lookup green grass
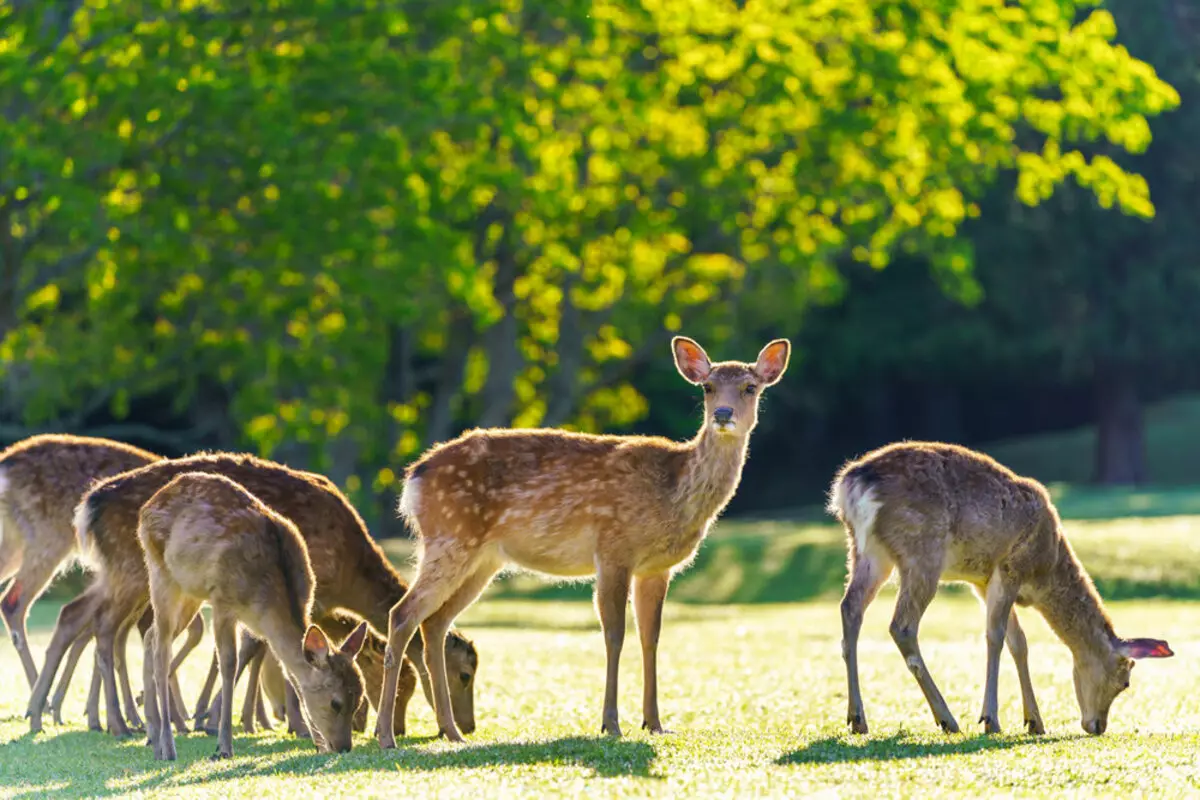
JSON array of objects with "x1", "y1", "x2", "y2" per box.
[
  {"x1": 379, "y1": 508, "x2": 1200, "y2": 604},
  {"x1": 3, "y1": 511, "x2": 1200, "y2": 796},
  {"x1": 1, "y1": 594, "x2": 1197, "y2": 797}
]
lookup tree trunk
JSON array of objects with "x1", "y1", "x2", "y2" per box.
[
  {"x1": 1093, "y1": 364, "x2": 1147, "y2": 485},
  {"x1": 424, "y1": 316, "x2": 474, "y2": 447}
]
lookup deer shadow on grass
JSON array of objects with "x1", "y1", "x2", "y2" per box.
[
  {"x1": 778, "y1": 731, "x2": 1069, "y2": 766},
  {"x1": 5, "y1": 731, "x2": 658, "y2": 798}
]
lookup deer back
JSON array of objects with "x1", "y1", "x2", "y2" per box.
[{"x1": 0, "y1": 434, "x2": 158, "y2": 557}]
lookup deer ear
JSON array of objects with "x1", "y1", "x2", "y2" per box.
[
  {"x1": 672, "y1": 336, "x2": 712, "y2": 384},
  {"x1": 754, "y1": 339, "x2": 791, "y2": 386},
  {"x1": 339, "y1": 620, "x2": 369, "y2": 659},
  {"x1": 303, "y1": 625, "x2": 332, "y2": 665},
  {"x1": 1118, "y1": 638, "x2": 1174, "y2": 659}
]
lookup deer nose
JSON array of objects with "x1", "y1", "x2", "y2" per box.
[{"x1": 713, "y1": 407, "x2": 734, "y2": 424}]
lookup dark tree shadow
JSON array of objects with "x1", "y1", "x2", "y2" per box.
[
  {"x1": 5, "y1": 731, "x2": 658, "y2": 798},
  {"x1": 777, "y1": 732, "x2": 1069, "y2": 766}
]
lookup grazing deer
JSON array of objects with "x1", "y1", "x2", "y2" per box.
[
  {"x1": 139, "y1": 472, "x2": 366, "y2": 759},
  {"x1": 376, "y1": 336, "x2": 790, "y2": 746},
  {"x1": 243, "y1": 610, "x2": 418, "y2": 736},
  {"x1": 829, "y1": 441, "x2": 1174, "y2": 736},
  {"x1": 27, "y1": 451, "x2": 478, "y2": 739},
  {"x1": 0, "y1": 434, "x2": 159, "y2": 688}
]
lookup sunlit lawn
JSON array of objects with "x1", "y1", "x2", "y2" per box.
[{"x1": 1, "y1": 585, "x2": 1197, "y2": 796}]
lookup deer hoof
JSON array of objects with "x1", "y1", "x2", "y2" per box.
[
  {"x1": 979, "y1": 715, "x2": 1001, "y2": 734},
  {"x1": 642, "y1": 720, "x2": 671, "y2": 735},
  {"x1": 439, "y1": 728, "x2": 465, "y2": 744},
  {"x1": 1026, "y1": 717, "x2": 1046, "y2": 736},
  {"x1": 601, "y1": 720, "x2": 623, "y2": 738},
  {"x1": 938, "y1": 717, "x2": 960, "y2": 734},
  {"x1": 210, "y1": 748, "x2": 232, "y2": 761},
  {"x1": 848, "y1": 713, "x2": 869, "y2": 735}
]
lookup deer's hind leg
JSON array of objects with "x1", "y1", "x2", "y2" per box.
[
  {"x1": 841, "y1": 548, "x2": 894, "y2": 735},
  {"x1": 890, "y1": 563, "x2": 959, "y2": 734},
  {"x1": 167, "y1": 612, "x2": 205, "y2": 733},
  {"x1": 0, "y1": 515, "x2": 68, "y2": 690},
  {"x1": 27, "y1": 588, "x2": 100, "y2": 733},
  {"x1": 51, "y1": 628, "x2": 92, "y2": 724},
  {"x1": 115, "y1": 612, "x2": 145, "y2": 730}
]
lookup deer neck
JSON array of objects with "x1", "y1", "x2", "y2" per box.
[
  {"x1": 1031, "y1": 537, "x2": 1118, "y2": 665},
  {"x1": 337, "y1": 549, "x2": 413, "y2": 640},
  {"x1": 672, "y1": 424, "x2": 751, "y2": 528},
  {"x1": 257, "y1": 614, "x2": 320, "y2": 686}
]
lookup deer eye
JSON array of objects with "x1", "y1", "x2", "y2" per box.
[
  {"x1": 460, "y1": 672, "x2": 472, "y2": 686},
  {"x1": 331, "y1": 699, "x2": 343, "y2": 713},
  {"x1": 702, "y1": 383, "x2": 714, "y2": 395},
  {"x1": 744, "y1": 384, "x2": 757, "y2": 395}
]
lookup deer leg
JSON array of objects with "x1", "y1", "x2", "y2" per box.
[
  {"x1": 114, "y1": 617, "x2": 144, "y2": 730},
  {"x1": 142, "y1": 627, "x2": 164, "y2": 758},
  {"x1": 979, "y1": 573, "x2": 1017, "y2": 734},
  {"x1": 256, "y1": 691, "x2": 273, "y2": 731},
  {"x1": 193, "y1": 650, "x2": 218, "y2": 730},
  {"x1": 26, "y1": 589, "x2": 98, "y2": 733},
  {"x1": 241, "y1": 647, "x2": 265, "y2": 733},
  {"x1": 51, "y1": 628, "x2": 92, "y2": 724},
  {"x1": 377, "y1": 542, "x2": 479, "y2": 749},
  {"x1": 2, "y1": 545, "x2": 63, "y2": 690},
  {"x1": 595, "y1": 560, "x2": 632, "y2": 738},
  {"x1": 1004, "y1": 609, "x2": 1044, "y2": 735},
  {"x1": 211, "y1": 611, "x2": 238, "y2": 759},
  {"x1": 841, "y1": 551, "x2": 894, "y2": 734},
  {"x1": 97, "y1": 596, "x2": 148, "y2": 738},
  {"x1": 284, "y1": 679, "x2": 311, "y2": 738},
  {"x1": 86, "y1": 651, "x2": 103, "y2": 731},
  {"x1": 392, "y1": 659, "x2": 418, "y2": 737},
  {"x1": 890, "y1": 567, "x2": 959, "y2": 734},
  {"x1": 420, "y1": 558, "x2": 501, "y2": 740},
  {"x1": 352, "y1": 695, "x2": 369, "y2": 733},
  {"x1": 166, "y1": 611, "x2": 205, "y2": 732},
  {"x1": 161, "y1": 598, "x2": 202, "y2": 759},
  {"x1": 632, "y1": 572, "x2": 670, "y2": 734}
]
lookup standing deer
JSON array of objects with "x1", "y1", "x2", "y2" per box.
[
  {"x1": 27, "y1": 451, "x2": 478, "y2": 739},
  {"x1": 829, "y1": 441, "x2": 1174, "y2": 736},
  {"x1": 139, "y1": 472, "x2": 366, "y2": 759},
  {"x1": 0, "y1": 434, "x2": 159, "y2": 688},
  {"x1": 376, "y1": 336, "x2": 790, "y2": 746}
]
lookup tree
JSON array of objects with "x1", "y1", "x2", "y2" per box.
[
  {"x1": 0, "y1": 0, "x2": 1179, "y2": 520},
  {"x1": 961, "y1": 0, "x2": 1200, "y2": 484}
]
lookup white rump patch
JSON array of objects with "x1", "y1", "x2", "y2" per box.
[
  {"x1": 73, "y1": 497, "x2": 97, "y2": 565},
  {"x1": 828, "y1": 476, "x2": 882, "y2": 557},
  {"x1": 397, "y1": 477, "x2": 422, "y2": 525}
]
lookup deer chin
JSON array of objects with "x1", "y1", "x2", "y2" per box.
[{"x1": 710, "y1": 421, "x2": 738, "y2": 436}]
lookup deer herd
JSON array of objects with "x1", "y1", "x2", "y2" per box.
[{"x1": 0, "y1": 336, "x2": 1177, "y2": 762}]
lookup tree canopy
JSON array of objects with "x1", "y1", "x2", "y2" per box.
[{"x1": 0, "y1": 0, "x2": 1179, "y2": 516}]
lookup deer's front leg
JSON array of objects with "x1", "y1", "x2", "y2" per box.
[
  {"x1": 1004, "y1": 609, "x2": 1045, "y2": 735},
  {"x1": 632, "y1": 572, "x2": 670, "y2": 734},
  {"x1": 595, "y1": 560, "x2": 632, "y2": 737}
]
